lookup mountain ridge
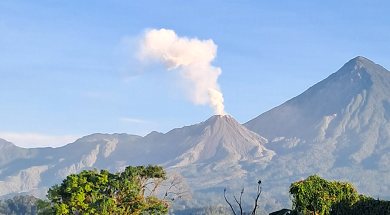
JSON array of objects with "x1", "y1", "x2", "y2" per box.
[{"x1": 0, "y1": 114, "x2": 273, "y2": 198}]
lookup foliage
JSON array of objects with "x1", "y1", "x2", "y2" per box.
[
  {"x1": 330, "y1": 196, "x2": 390, "y2": 215},
  {"x1": 40, "y1": 165, "x2": 189, "y2": 215},
  {"x1": 0, "y1": 195, "x2": 39, "y2": 215},
  {"x1": 269, "y1": 209, "x2": 304, "y2": 215},
  {"x1": 289, "y1": 175, "x2": 360, "y2": 215}
]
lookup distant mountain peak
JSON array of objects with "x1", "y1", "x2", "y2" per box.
[
  {"x1": 0, "y1": 139, "x2": 16, "y2": 149},
  {"x1": 203, "y1": 114, "x2": 234, "y2": 125},
  {"x1": 206, "y1": 114, "x2": 232, "y2": 119},
  {"x1": 338, "y1": 56, "x2": 388, "y2": 78},
  {"x1": 351, "y1": 56, "x2": 371, "y2": 63},
  {"x1": 349, "y1": 56, "x2": 383, "y2": 67},
  {"x1": 343, "y1": 56, "x2": 374, "y2": 66}
]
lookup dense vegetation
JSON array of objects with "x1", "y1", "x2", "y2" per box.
[
  {"x1": 37, "y1": 165, "x2": 191, "y2": 215},
  {"x1": 289, "y1": 175, "x2": 390, "y2": 215},
  {"x1": 332, "y1": 197, "x2": 390, "y2": 214},
  {"x1": 2, "y1": 172, "x2": 390, "y2": 214}
]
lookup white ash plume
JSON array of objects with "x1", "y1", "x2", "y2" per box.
[{"x1": 137, "y1": 29, "x2": 226, "y2": 115}]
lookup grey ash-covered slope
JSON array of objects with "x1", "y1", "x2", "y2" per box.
[
  {"x1": 159, "y1": 115, "x2": 275, "y2": 189},
  {"x1": 0, "y1": 134, "x2": 142, "y2": 197},
  {"x1": 245, "y1": 56, "x2": 390, "y2": 198},
  {"x1": 111, "y1": 115, "x2": 275, "y2": 190},
  {"x1": 0, "y1": 115, "x2": 273, "y2": 197},
  {"x1": 161, "y1": 115, "x2": 273, "y2": 167}
]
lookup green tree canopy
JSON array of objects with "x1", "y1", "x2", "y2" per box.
[
  {"x1": 40, "y1": 165, "x2": 188, "y2": 215},
  {"x1": 289, "y1": 175, "x2": 360, "y2": 215}
]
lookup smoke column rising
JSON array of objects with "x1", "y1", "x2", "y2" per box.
[{"x1": 137, "y1": 29, "x2": 226, "y2": 115}]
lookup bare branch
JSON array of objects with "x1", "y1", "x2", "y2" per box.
[
  {"x1": 251, "y1": 180, "x2": 262, "y2": 215},
  {"x1": 149, "y1": 178, "x2": 164, "y2": 196},
  {"x1": 143, "y1": 172, "x2": 192, "y2": 204},
  {"x1": 224, "y1": 188, "x2": 237, "y2": 215},
  {"x1": 240, "y1": 188, "x2": 244, "y2": 215},
  {"x1": 233, "y1": 195, "x2": 243, "y2": 215}
]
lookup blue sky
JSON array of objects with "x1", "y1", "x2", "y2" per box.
[{"x1": 1, "y1": 1, "x2": 390, "y2": 147}]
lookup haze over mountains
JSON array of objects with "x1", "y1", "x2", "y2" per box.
[{"x1": 1, "y1": 56, "x2": 390, "y2": 212}]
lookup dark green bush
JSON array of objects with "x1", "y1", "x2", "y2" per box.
[{"x1": 330, "y1": 197, "x2": 390, "y2": 215}]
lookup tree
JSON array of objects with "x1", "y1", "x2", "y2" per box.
[
  {"x1": 0, "y1": 195, "x2": 39, "y2": 215},
  {"x1": 289, "y1": 175, "x2": 360, "y2": 215},
  {"x1": 40, "y1": 165, "x2": 190, "y2": 215},
  {"x1": 223, "y1": 180, "x2": 262, "y2": 215}
]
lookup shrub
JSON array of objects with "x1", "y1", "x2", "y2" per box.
[
  {"x1": 289, "y1": 175, "x2": 360, "y2": 215},
  {"x1": 331, "y1": 196, "x2": 390, "y2": 215}
]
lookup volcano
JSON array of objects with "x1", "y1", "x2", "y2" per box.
[
  {"x1": 155, "y1": 115, "x2": 275, "y2": 189},
  {"x1": 162, "y1": 115, "x2": 274, "y2": 167},
  {"x1": 245, "y1": 56, "x2": 390, "y2": 163},
  {"x1": 245, "y1": 56, "x2": 390, "y2": 199}
]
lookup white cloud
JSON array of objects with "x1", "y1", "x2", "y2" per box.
[
  {"x1": 119, "y1": 117, "x2": 151, "y2": 124},
  {"x1": 0, "y1": 132, "x2": 82, "y2": 148},
  {"x1": 119, "y1": 117, "x2": 153, "y2": 124}
]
